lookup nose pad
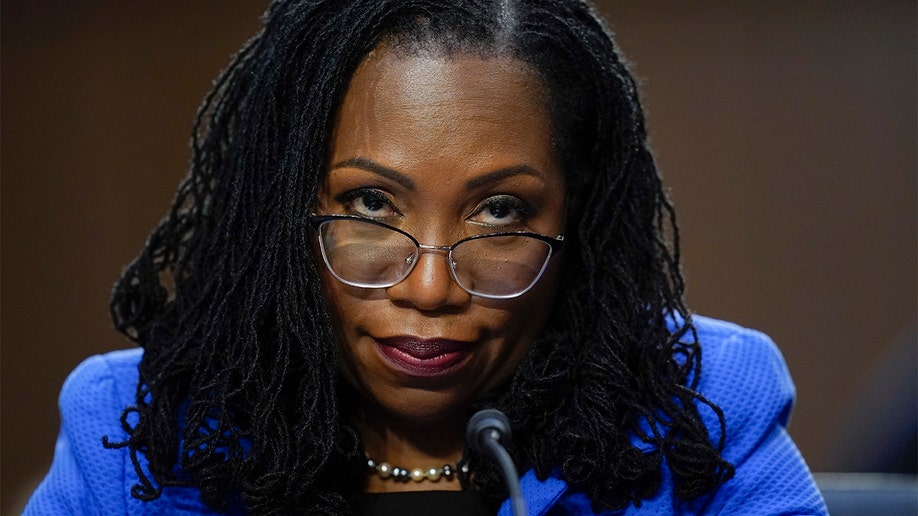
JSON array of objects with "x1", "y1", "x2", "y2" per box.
[{"x1": 385, "y1": 248, "x2": 470, "y2": 310}]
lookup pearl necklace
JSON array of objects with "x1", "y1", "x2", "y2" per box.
[{"x1": 366, "y1": 456, "x2": 470, "y2": 483}]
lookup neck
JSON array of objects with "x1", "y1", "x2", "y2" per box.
[{"x1": 356, "y1": 406, "x2": 467, "y2": 492}]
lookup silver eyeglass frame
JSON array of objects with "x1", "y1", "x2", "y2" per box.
[{"x1": 309, "y1": 214, "x2": 564, "y2": 299}]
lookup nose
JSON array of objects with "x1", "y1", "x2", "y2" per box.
[{"x1": 385, "y1": 247, "x2": 471, "y2": 311}]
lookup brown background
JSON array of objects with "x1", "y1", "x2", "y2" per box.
[{"x1": 3, "y1": 1, "x2": 915, "y2": 512}]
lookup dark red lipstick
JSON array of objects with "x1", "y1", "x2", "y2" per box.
[{"x1": 373, "y1": 336, "x2": 473, "y2": 377}]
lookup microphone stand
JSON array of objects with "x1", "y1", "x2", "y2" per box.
[{"x1": 467, "y1": 409, "x2": 527, "y2": 516}]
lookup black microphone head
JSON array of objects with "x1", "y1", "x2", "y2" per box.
[{"x1": 466, "y1": 409, "x2": 512, "y2": 456}]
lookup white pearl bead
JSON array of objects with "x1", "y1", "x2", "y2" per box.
[
  {"x1": 427, "y1": 467, "x2": 441, "y2": 481},
  {"x1": 377, "y1": 462, "x2": 391, "y2": 478},
  {"x1": 410, "y1": 468, "x2": 425, "y2": 482}
]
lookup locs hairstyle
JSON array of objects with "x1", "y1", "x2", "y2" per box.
[{"x1": 106, "y1": 0, "x2": 733, "y2": 513}]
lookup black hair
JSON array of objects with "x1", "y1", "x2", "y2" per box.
[{"x1": 106, "y1": 0, "x2": 734, "y2": 513}]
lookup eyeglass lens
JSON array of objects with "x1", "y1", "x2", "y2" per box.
[{"x1": 318, "y1": 218, "x2": 552, "y2": 298}]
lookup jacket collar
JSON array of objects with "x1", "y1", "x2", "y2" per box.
[{"x1": 497, "y1": 469, "x2": 568, "y2": 516}]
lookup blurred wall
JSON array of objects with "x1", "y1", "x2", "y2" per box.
[{"x1": 2, "y1": 1, "x2": 915, "y2": 512}]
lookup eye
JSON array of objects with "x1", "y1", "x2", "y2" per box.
[
  {"x1": 337, "y1": 188, "x2": 399, "y2": 219},
  {"x1": 469, "y1": 195, "x2": 533, "y2": 227}
]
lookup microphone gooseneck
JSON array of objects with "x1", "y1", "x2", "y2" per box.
[{"x1": 466, "y1": 409, "x2": 527, "y2": 516}]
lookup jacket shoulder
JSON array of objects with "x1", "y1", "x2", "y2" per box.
[
  {"x1": 691, "y1": 315, "x2": 795, "y2": 447},
  {"x1": 688, "y1": 316, "x2": 826, "y2": 514},
  {"x1": 25, "y1": 348, "x2": 143, "y2": 515},
  {"x1": 60, "y1": 348, "x2": 144, "y2": 411}
]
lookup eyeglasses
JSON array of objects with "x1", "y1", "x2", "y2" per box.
[{"x1": 310, "y1": 214, "x2": 564, "y2": 299}]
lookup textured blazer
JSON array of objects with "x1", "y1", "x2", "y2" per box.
[{"x1": 26, "y1": 315, "x2": 827, "y2": 515}]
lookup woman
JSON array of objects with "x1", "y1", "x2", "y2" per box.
[{"x1": 26, "y1": 1, "x2": 826, "y2": 514}]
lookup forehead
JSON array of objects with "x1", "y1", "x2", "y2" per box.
[
  {"x1": 343, "y1": 46, "x2": 546, "y2": 116},
  {"x1": 329, "y1": 47, "x2": 555, "y2": 172}
]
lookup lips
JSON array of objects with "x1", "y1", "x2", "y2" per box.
[{"x1": 373, "y1": 336, "x2": 474, "y2": 377}]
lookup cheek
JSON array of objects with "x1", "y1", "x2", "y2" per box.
[
  {"x1": 486, "y1": 266, "x2": 562, "y2": 386},
  {"x1": 318, "y1": 264, "x2": 367, "y2": 329},
  {"x1": 516, "y1": 258, "x2": 562, "y2": 328}
]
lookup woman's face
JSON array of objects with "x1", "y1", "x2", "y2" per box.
[{"x1": 316, "y1": 47, "x2": 566, "y2": 427}]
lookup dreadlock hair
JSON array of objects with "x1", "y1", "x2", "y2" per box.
[{"x1": 106, "y1": 0, "x2": 735, "y2": 513}]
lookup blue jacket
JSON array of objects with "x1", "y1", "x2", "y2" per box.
[{"x1": 26, "y1": 316, "x2": 827, "y2": 514}]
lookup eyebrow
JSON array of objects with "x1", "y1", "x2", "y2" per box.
[
  {"x1": 329, "y1": 157, "x2": 544, "y2": 191},
  {"x1": 329, "y1": 157, "x2": 415, "y2": 190},
  {"x1": 464, "y1": 165, "x2": 545, "y2": 190}
]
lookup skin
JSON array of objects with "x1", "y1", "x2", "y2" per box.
[{"x1": 316, "y1": 46, "x2": 566, "y2": 492}]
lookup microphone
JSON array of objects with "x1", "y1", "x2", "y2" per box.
[{"x1": 466, "y1": 409, "x2": 527, "y2": 516}]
